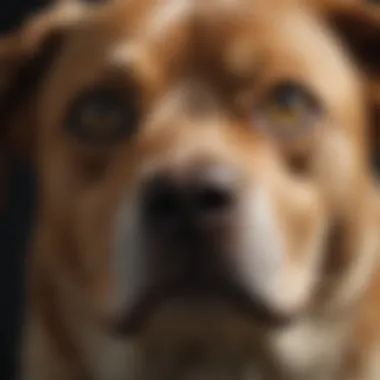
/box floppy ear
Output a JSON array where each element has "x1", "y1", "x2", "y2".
[
  {"x1": 0, "y1": 2, "x2": 88, "y2": 208},
  {"x1": 0, "y1": 1, "x2": 89, "y2": 158},
  {"x1": 321, "y1": 0, "x2": 380, "y2": 75},
  {"x1": 318, "y1": 0, "x2": 380, "y2": 167}
]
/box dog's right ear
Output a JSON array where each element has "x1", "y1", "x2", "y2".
[
  {"x1": 0, "y1": 2, "x2": 89, "y2": 160},
  {"x1": 0, "y1": 2, "x2": 88, "y2": 206}
]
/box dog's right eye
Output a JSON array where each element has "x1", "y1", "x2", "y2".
[{"x1": 66, "y1": 88, "x2": 139, "y2": 144}]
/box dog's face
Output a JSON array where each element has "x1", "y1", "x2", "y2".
[{"x1": 2, "y1": 0, "x2": 380, "y2": 348}]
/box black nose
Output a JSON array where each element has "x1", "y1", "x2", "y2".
[{"x1": 142, "y1": 164, "x2": 238, "y2": 230}]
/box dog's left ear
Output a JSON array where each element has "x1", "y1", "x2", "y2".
[
  {"x1": 319, "y1": 0, "x2": 380, "y2": 76},
  {"x1": 317, "y1": 0, "x2": 380, "y2": 165}
]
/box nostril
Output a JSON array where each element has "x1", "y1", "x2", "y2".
[
  {"x1": 143, "y1": 177, "x2": 182, "y2": 223},
  {"x1": 142, "y1": 165, "x2": 239, "y2": 226},
  {"x1": 194, "y1": 185, "x2": 234, "y2": 216},
  {"x1": 147, "y1": 191, "x2": 180, "y2": 219}
]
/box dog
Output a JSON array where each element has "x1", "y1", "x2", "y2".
[{"x1": 2, "y1": 0, "x2": 380, "y2": 379}]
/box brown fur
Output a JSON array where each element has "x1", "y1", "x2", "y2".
[{"x1": 2, "y1": 0, "x2": 380, "y2": 379}]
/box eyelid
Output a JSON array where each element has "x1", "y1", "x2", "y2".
[
  {"x1": 264, "y1": 81, "x2": 321, "y2": 107},
  {"x1": 252, "y1": 81, "x2": 324, "y2": 139},
  {"x1": 65, "y1": 86, "x2": 140, "y2": 145}
]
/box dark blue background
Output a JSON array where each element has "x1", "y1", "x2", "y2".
[{"x1": 0, "y1": 3, "x2": 46, "y2": 379}]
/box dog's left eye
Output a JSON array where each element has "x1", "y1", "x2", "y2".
[
  {"x1": 66, "y1": 88, "x2": 139, "y2": 144},
  {"x1": 259, "y1": 82, "x2": 321, "y2": 138}
]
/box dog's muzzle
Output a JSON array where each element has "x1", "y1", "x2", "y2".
[{"x1": 111, "y1": 160, "x2": 295, "y2": 335}]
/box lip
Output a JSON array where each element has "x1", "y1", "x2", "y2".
[{"x1": 110, "y1": 275, "x2": 293, "y2": 336}]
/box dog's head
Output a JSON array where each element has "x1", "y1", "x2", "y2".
[{"x1": 2, "y1": 0, "x2": 380, "y2": 348}]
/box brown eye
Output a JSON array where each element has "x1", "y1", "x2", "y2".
[
  {"x1": 66, "y1": 87, "x2": 139, "y2": 144},
  {"x1": 259, "y1": 82, "x2": 322, "y2": 139}
]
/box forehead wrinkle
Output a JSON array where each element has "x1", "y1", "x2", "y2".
[
  {"x1": 108, "y1": 0, "x2": 196, "y2": 80},
  {"x1": 123, "y1": 0, "x2": 194, "y2": 51},
  {"x1": 108, "y1": 0, "x2": 271, "y2": 72},
  {"x1": 144, "y1": 0, "x2": 193, "y2": 40},
  {"x1": 136, "y1": 0, "x2": 266, "y2": 53}
]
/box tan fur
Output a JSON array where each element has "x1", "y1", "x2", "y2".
[{"x1": 2, "y1": 0, "x2": 380, "y2": 379}]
